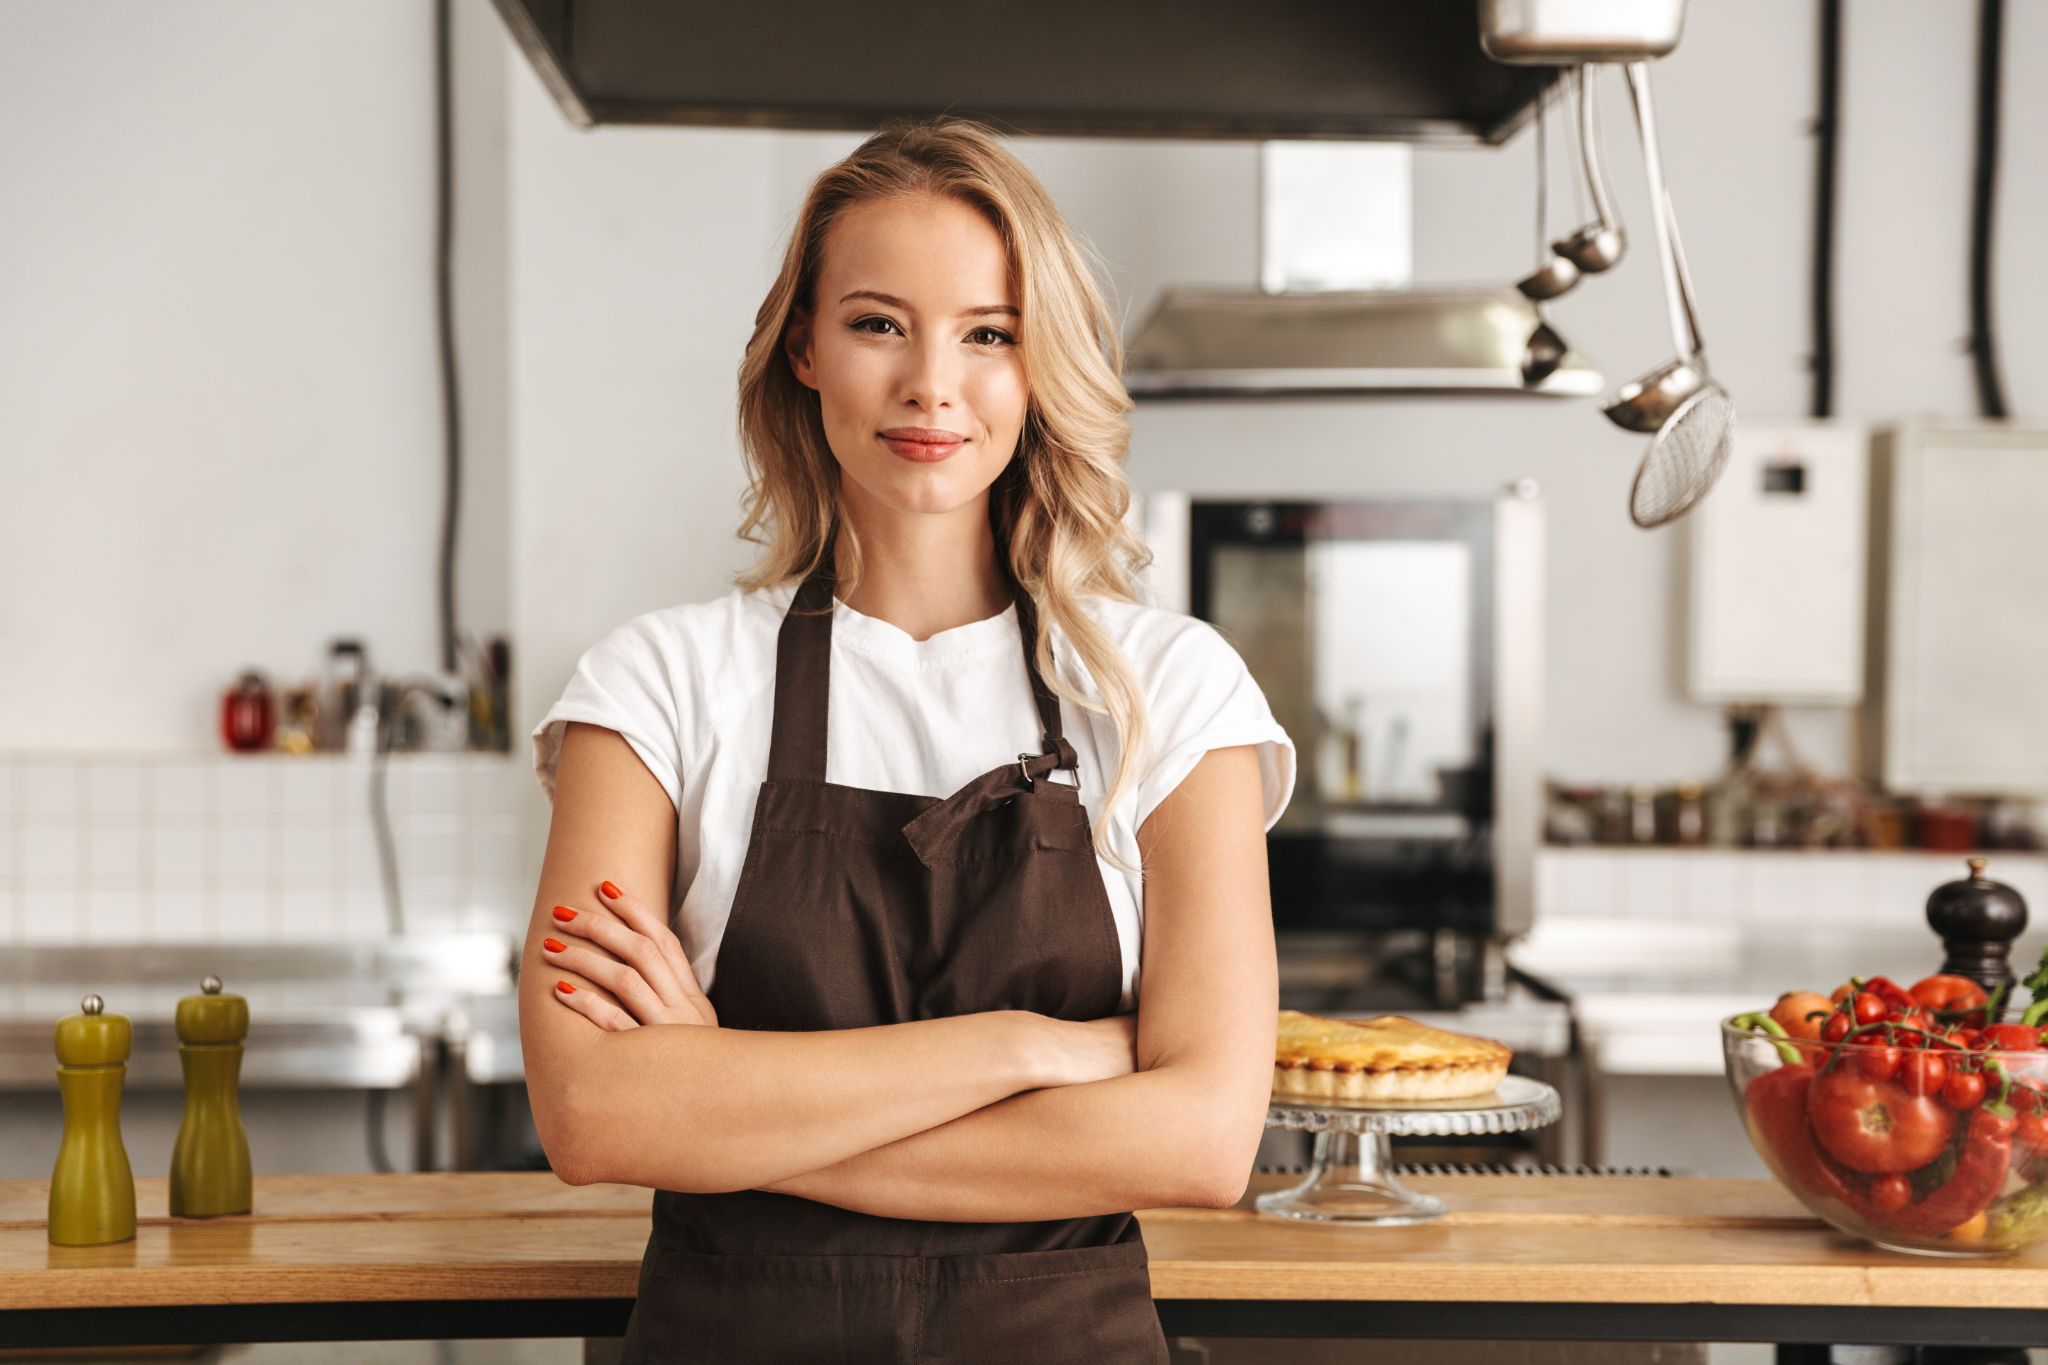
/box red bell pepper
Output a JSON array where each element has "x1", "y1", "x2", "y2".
[
  {"x1": 1857, "y1": 975, "x2": 1920, "y2": 1012},
  {"x1": 1744, "y1": 1062, "x2": 1862, "y2": 1211},
  {"x1": 1910, "y1": 974, "x2": 1990, "y2": 1016},
  {"x1": 1879, "y1": 1104, "x2": 2015, "y2": 1236}
]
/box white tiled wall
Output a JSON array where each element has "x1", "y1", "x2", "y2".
[
  {"x1": 0, "y1": 753, "x2": 534, "y2": 947},
  {"x1": 1536, "y1": 844, "x2": 2048, "y2": 927}
]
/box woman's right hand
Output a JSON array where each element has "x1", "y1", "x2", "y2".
[
  {"x1": 1024, "y1": 1011, "x2": 1140, "y2": 1088},
  {"x1": 544, "y1": 879, "x2": 718, "y2": 1031}
]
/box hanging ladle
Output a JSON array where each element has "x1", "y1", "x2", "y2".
[
  {"x1": 1519, "y1": 82, "x2": 1575, "y2": 386},
  {"x1": 1601, "y1": 63, "x2": 1706, "y2": 433},
  {"x1": 1553, "y1": 65, "x2": 1627, "y2": 273},
  {"x1": 1516, "y1": 79, "x2": 1581, "y2": 306}
]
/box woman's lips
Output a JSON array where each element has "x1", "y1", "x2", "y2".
[{"x1": 881, "y1": 435, "x2": 964, "y2": 462}]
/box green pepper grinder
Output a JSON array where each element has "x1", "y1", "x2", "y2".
[
  {"x1": 49, "y1": 993, "x2": 137, "y2": 1247},
  {"x1": 170, "y1": 974, "x2": 252, "y2": 1217}
]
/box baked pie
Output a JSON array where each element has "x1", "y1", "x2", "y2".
[{"x1": 1272, "y1": 1009, "x2": 1512, "y2": 1102}]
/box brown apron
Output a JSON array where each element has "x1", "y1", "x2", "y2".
[{"x1": 618, "y1": 535, "x2": 1171, "y2": 1365}]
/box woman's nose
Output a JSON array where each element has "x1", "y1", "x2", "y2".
[{"x1": 898, "y1": 335, "x2": 960, "y2": 410}]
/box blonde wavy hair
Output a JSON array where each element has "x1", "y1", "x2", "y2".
[{"x1": 733, "y1": 115, "x2": 1152, "y2": 873}]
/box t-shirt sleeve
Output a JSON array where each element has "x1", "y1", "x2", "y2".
[
  {"x1": 1131, "y1": 618, "x2": 1297, "y2": 834},
  {"x1": 530, "y1": 610, "x2": 690, "y2": 814}
]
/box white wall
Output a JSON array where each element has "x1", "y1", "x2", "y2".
[
  {"x1": 0, "y1": 0, "x2": 512, "y2": 750},
  {"x1": 5, "y1": 0, "x2": 2044, "y2": 802}
]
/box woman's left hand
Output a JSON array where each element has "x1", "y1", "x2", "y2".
[{"x1": 543, "y1": 880, "x2": 718, "y2": 1030}]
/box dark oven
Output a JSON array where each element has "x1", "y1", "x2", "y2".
[{"x1": 1142, "y1": 486, "x2": 1547, "y2": 1009}]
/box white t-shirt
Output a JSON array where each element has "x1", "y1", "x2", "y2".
[{"x1": 530, "y1": 580, "x2": 1297, "y2": 1012}]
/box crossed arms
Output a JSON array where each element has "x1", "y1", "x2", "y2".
[{"x1": 519, "y1": 721, "x2": 1278, "y2": 1220}]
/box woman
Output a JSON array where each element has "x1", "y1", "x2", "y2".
[{"x1": 523, "y1": 116, "x2": 1296, "y2": 1364}]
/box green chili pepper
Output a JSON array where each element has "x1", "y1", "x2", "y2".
[
  {"x1": 1730, "y1": 1012, "x2": 1803, "y2": 1067},
  {"x1": 1985, "y1": 1054, "x2": 2017, "y2": 1116}
]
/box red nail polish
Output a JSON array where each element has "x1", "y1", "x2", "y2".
[
  {"x1": 553, "y1": 906, "x2": 577, "y2": 922},
  {"x1": 543, "y1": 938, "x2": 566, "y2": 953},
  {"x1": 556, "y1": 981, "x2": 576, "y2": 994},
  {"x1": 601, "y1": 881, "x2": 622, "y2": 899}
]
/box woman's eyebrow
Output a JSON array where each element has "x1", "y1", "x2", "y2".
[{"x1": 838, "y1": 289, "x2": 1018, "y2": 319}]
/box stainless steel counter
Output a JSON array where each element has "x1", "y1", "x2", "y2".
[
  {"x1": 0, "y1": 934, "x2": 516, "y2": 1171},
  {"x1": 1509, "y1": 916, "x2": 2048, "y2": 1076}
]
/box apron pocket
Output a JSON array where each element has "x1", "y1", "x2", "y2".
[
  {"x1": 623, "y1": 1246, "x2": 927, "y2": 1365},
  {"x1": 914, "y1": 1238, "x2": 1169, "y2": 1365}
]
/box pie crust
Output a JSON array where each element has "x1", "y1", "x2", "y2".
[{"x1": 1272, "y1": 1009, "x2": 1513, "y2": 1102}]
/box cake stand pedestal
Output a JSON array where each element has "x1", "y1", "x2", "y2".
[{"x1": 1258, "y1": 1074, "x2": 1562, "y2": 1225}]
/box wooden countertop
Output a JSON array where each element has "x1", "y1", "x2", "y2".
[{"x1": 4, "y1": 1172, "x2": 2047, "y2": 1313}]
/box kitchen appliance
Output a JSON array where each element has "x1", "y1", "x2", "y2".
[
  {"x1": 1146, "y1": 485, "x2": 1581, "y2": 1162},
  {"x1": 1862, "y1": 423, "x2": 2048, "y2": 797},
  {"x1": 1479, "y1": 0, "x2": 1688, "y2": 64},
  {"x1": 491, "y1": 1, "x2": 1558, "y2": 143},
  {"x1": 1687, "y1": 422, "x2": 1869, "y2": 706},
  {"x1": 1145, "y1": 487, "x2": 1549, "y2": 980},
  {"x1": 1124, "y1": 286, "x2": 1603, "y2": 399}
]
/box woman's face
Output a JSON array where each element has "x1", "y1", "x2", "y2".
[{"x1": 785, "y1": 192, "x2": 1027, "y2": 522}]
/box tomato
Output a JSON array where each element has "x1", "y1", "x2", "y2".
[
  {"x1": 1982, "y1": 1023, "x2": 2041, "y2": 1051},
  {"x1": 1823, "y1": 1012, "x2": 1854, "y2": 1044},
  {"x1": 1910, "y1": 974, "x2": 1990, "y2": 1014},
  {"x1": 1868, "y1": 1173, "x2": 1912, "y2": 1214},
  {"x1": 1771, "y1": 991, "x2": 1835, "y2": 1042},
  {"x1": 1954, "y1": 1028, "x2": 1985, "y2": 1050},
  {"x1": 1807, "y1": 1064, "x2": 1957, "y2": 1173},
  {"x1": 1943, "y1": 1069, "x2": 1987, "y2": 1109},
  {"x1": 1831, "y1": 981, "x2": 1859, "y2": 1004},
  {"x1": 1855, "y1": 1044, "x2": 1903, "y2": 1082},
  {"x1": 1852, "y1": 992, "x2": 1889, "y2": 1026},
  {"x1": 2018, "y1": 1109, "x2": 2048, "y2": 1153},
  {"x1": 1901, "y1": 1050, "x2": 1949, "y2": 1097}
]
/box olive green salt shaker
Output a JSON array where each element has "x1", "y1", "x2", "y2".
[
  {"x1": 170, "y1": 975, "x2": 252, "y2": 1217},
  {"x1": 49, "y1": 994, "x2": 137, "y2": 1246}
]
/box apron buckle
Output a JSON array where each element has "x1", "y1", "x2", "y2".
[{"x1": 1016, "y1": 752, "x2": 1036, "y2": 787}]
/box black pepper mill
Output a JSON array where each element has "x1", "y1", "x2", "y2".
[{"x1": 1926, "y1": 855, "x2": 2029, "y2": 998}]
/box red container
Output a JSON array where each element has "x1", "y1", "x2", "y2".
[
  {"x1": 1918, "y1": 802, "x2": 1982, "y2": 853},
  {"x1": 220, "y1": 672, "x2": 275, "y2": 752}
]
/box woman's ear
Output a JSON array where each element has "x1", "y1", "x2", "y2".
[{"x1": 784, "y1": 312, "x2": 818, "y2": 391}]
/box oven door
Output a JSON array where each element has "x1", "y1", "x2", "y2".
[{"x1": 1142, "y1": 490, "x2": 1543, "y2": 939}]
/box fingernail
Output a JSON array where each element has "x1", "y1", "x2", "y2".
[
  {"x1": 552, "y1": 906, "x2": 577, "y2": 922},
  {"x1": 543, "y1": 938, "x2": 567, "y2": 953},
  {"x1": 556, "y1": 981, "x2": 576, "y2": 994},
  {"x1": 601, "y1": 881, "x2": 622, "y2": 899}
]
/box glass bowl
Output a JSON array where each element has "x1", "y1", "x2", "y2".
[{"x1": 1722, "y1": 1012, "x2": 2048, "y2": 1257}]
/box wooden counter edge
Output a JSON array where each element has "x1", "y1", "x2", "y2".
[{"x1": 8, "y1": 1173, "x2": 2048, "y2": 1314}]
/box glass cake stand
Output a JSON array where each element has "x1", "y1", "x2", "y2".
[{"x1": 1258, "y1": 1073, "x2": 1562, "y2": 1225}]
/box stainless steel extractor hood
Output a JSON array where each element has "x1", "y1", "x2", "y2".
[
  {"x1": 488, "y1": 0, "x2": 1557, "y2": 145},
  {"x1": 487, "y1": 1, "x2": 1605, "y2": 399},
  {"x1": 1123, "y1": 287, "x2": 1602, "y2": 399}
]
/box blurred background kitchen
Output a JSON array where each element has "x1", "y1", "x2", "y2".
[{"x1": 3, "y1": 0, "x2": 2046, "y2": 1212}]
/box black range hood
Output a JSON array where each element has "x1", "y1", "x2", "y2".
[{"x1": 489, "y1": 0, "x2": 1556, "y2": 145}]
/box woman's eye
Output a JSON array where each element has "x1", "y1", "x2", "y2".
[
  {"x1": 850, "y1": 316, "x2": 902, "y2": 337},
  {"x1": 969, "y1": 327, "x2": 1016, "y2": 348}
]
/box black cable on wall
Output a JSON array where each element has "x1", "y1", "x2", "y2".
[
  {"x1": 434, "y1": 0, "x2": 466, "y2": 673},
  {"x1": 1809, "y1": 0, "x2": 1842, "y2": 419},
  {"x1": 1967, "y1": 0, "x2": 2010, "y2": 420}
]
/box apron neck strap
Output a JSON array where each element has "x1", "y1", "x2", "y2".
[{"x1": 765, "y1": 525, "x2": 1072, "y2": 784}]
